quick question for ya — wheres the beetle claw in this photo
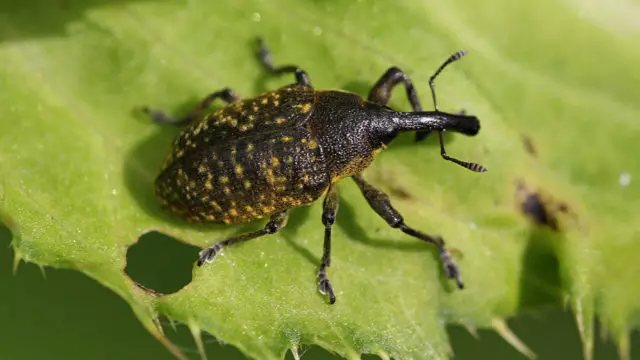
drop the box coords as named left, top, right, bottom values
left=197, top=244, right=222, bottom=267
left=318, top=277, right=336, bottom=304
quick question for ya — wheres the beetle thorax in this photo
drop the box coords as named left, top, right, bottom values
left=309, top=90, right=394, bottom=181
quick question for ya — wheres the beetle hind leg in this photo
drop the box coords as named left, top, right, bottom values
left=197, top=211, right=289, bottom=265
left=144, top=87, right=241, bottom=127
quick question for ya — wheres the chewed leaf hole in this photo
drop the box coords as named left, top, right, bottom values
left=125, top=231, right=201, bottom=294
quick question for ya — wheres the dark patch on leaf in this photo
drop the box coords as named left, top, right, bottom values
left=515, top=180, right=572, bottom=232
left=125, top=231, right=201, bottom=295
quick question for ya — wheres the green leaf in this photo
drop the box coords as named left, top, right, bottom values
left=1, top=0, right=638, bottom=359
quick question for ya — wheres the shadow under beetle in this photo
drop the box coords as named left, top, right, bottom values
left=144, top=39, right=486, bottom=304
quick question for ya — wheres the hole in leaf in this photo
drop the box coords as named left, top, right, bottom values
left=125, top=231, right=201, bottom=294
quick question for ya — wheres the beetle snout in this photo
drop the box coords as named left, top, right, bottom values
left=453, top=114, right=480, bottom=136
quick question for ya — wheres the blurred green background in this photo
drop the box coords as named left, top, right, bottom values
left=2, top=225, right=636, bottom=359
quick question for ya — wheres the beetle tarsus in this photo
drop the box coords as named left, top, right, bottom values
left=197, top=244, right=223, bottom=266
left=318, top=266, right=336, bottom=304
left=439, top=248, right=464, bottom=289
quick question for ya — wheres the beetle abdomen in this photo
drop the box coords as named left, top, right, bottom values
left=155, top=127, right=329, bottom=224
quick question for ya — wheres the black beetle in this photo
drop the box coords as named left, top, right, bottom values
left=144, top=39, right=485, bottom=304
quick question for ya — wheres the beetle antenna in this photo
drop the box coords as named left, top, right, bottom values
left=429, top=50, right=467, bottom=111
left=428, top=51, right=486, bottom=173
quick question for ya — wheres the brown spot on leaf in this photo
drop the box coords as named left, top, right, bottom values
left=515, top=180, right=572, bottom=232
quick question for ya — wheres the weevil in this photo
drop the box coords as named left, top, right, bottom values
left=144, top=39, right=486, bottom=304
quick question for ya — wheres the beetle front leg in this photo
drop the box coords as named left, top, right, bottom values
left=257, top=38, right=312, bottom=86
left=352, top=175, right=463, bottom=289
left=368, top=67, right=432, bottom=141
left=318, top=185, right=339, bottom=304
left=144, top=87, right=241, bottom=127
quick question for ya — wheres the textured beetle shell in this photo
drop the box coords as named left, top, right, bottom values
left=155, top=84, right=330, bottom=224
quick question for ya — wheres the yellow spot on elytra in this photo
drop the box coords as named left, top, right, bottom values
left=205, top=181, right=213, bottom=190
left=223, top=217, right=232, bottom=224
left=286, top=156, right=293, bottom=164
left=266, top=169, right=276, bottom=184
left=271, top=156, right=280, bottom=167
left=198, top=165, right=207, bottom=173
left=308, top=140, right=318, bottom=149
left=275, top=117, right=286, bottom=125
left=245, top=205, right=254, bottom=213
left=205, top=215, right=216, bottom=221
left=273, top=100, right=280, bottom=106
left=248, top=115, right=255, bottom=121
left=281, top=136, right=292, bottom=142
left=224, top=187, right=231, bottom=195
left=229, top=209, right=238, bottom=217
left=297, top=183, right=304, bottom=189
left=253, top=105, right=259, bottom=112
left=295, top=103, right=312, bottom=113
left=235, top=165, right=244, bottom=177
left=276, top=185, right=286, bottom=192
left=210, top=200, right=222, bottom=211
left=301, top=138, right=307, bottom=143
left=244, top=180, right=252, bottom=189
left=188, top=181, right=196, bottom=189
left=217, top=161, right=224, bottom=167
left=239, top=125, right=249, bottom=131
left=247, top=143, right=255, bottom=152
left=303, top=174, right=310, bottom=182
left=261, top=97, right=268, bottom=105
left=219, top=176, right=229, bottom=184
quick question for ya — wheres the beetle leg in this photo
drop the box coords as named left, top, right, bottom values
left=352, top=174, right=464, bottom=289
left=144, top=88, right=241, bottom=127
left=197, top=210, right=289, bottom=266
left=368, top=67, right=431, bottom=141
left=318, top=185, right=339, bottom=304
left=257, top=38, right=312, bottom=86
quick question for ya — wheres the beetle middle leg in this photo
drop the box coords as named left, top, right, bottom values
left=197, top=210, right=289, bottom=266
left=144, top=87, right=241, bottom=127
left=318, top=185, right=339, bottom=304
left=257, top=38, right=312, bottom=86
left=352, top=174, right=463, bottom=289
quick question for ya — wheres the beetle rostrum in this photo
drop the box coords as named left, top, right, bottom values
left=144, top=38, right=486, bottom=304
